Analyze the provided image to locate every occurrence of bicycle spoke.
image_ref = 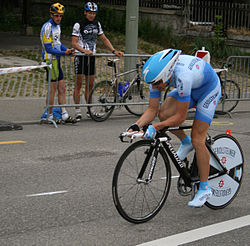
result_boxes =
[113,140,171,223]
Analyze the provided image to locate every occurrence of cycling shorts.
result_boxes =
[74,56,95,75]
[168,77,221,125]
[45,59,63,82]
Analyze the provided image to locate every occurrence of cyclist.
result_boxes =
[127,49,221,207]
[72,1,124,121]
[40,2,75,122]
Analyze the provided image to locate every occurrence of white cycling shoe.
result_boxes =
[188,188,212,207]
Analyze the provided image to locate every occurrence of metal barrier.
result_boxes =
[216,56,250,113]
[46,53,151,111]
[226,56,250,100]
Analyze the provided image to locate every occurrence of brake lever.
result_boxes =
[119,131,141,143]
[119,134,129,143]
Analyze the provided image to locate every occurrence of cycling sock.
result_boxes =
[75,108,81,113]
[181,135,192,145]
[199,181,209,190]
[176,135,193,160]
[62,111,69,120]
[48,113,53,120]
[61,107,67,114]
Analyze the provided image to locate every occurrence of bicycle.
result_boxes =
[214,64,240,113]
[112,126,244,223]
[163,63,240,113]
[87,58,149,122]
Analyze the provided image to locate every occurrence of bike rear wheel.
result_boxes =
[219,80,240,112]
[112,140,171,223]
[206,134,244,209]
[87,80,115,122]
[124,81,150,116]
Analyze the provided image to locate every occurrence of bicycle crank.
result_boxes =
[177,176,192,196]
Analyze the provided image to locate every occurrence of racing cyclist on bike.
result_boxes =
[126,49,221,207]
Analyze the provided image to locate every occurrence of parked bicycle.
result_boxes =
[112,126,244,223]
[215,63,240,113]
[87,58,149,122]
[163,63,240,113]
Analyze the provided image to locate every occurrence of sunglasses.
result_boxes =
[53,14,63,18]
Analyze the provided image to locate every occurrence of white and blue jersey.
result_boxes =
[150,55,221,124]
[40,18,67,60]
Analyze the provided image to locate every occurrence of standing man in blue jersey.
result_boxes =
[40,2,75,122]
[126,49,221,207]
[72,2,124,120]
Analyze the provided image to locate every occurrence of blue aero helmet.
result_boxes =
[84,2,98,11]
[142,49,181,84]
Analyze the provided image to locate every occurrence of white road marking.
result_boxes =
[137,215,250,246]
[171,175,180,179]
[26,190,68,197]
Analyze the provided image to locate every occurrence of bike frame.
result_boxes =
[108,59,143,101]
[139,126,229,187]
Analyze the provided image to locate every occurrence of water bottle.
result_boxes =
[118,82,129,97]
[123,82,129,94]
[118,83,123,97]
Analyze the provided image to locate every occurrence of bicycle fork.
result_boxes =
[137,143,159,184]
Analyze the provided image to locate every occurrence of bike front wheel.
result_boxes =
[219,80,240,112]
[206,134,244,209]
[87,80,115,122]
[112,140,171,223]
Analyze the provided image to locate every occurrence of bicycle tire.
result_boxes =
[205,134,244,209]
[112,140,171,223]
[87,80,115,122]
[219,80,240,112]
[124,81,150,116]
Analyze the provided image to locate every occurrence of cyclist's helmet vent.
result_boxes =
[50,2,65,14]
[142,49,182,84]
[84,2,98,12]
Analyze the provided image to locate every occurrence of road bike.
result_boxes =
[215,64,240,113]
[112,126,244,223]
[163,63,240,113]
[87,58,149,122]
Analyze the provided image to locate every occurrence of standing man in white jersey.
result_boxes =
[126,49,221,207]
[40,2,75,122]
[72,1,124,121]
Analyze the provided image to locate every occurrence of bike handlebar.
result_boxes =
[119,131,144,142]
[119,125,193,143]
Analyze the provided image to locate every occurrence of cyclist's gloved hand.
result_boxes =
[144,125,156,139]
[126,123,140,132]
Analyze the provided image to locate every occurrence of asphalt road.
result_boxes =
[0,108,249,246]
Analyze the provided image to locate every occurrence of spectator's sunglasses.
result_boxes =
[53,14,63,18]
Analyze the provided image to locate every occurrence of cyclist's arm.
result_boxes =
[99,34,124,57]
[135,98,160,128]
[44,43,66,56]
[153,100,189,131]
[60,43,67,52]
[72,35,93,55]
